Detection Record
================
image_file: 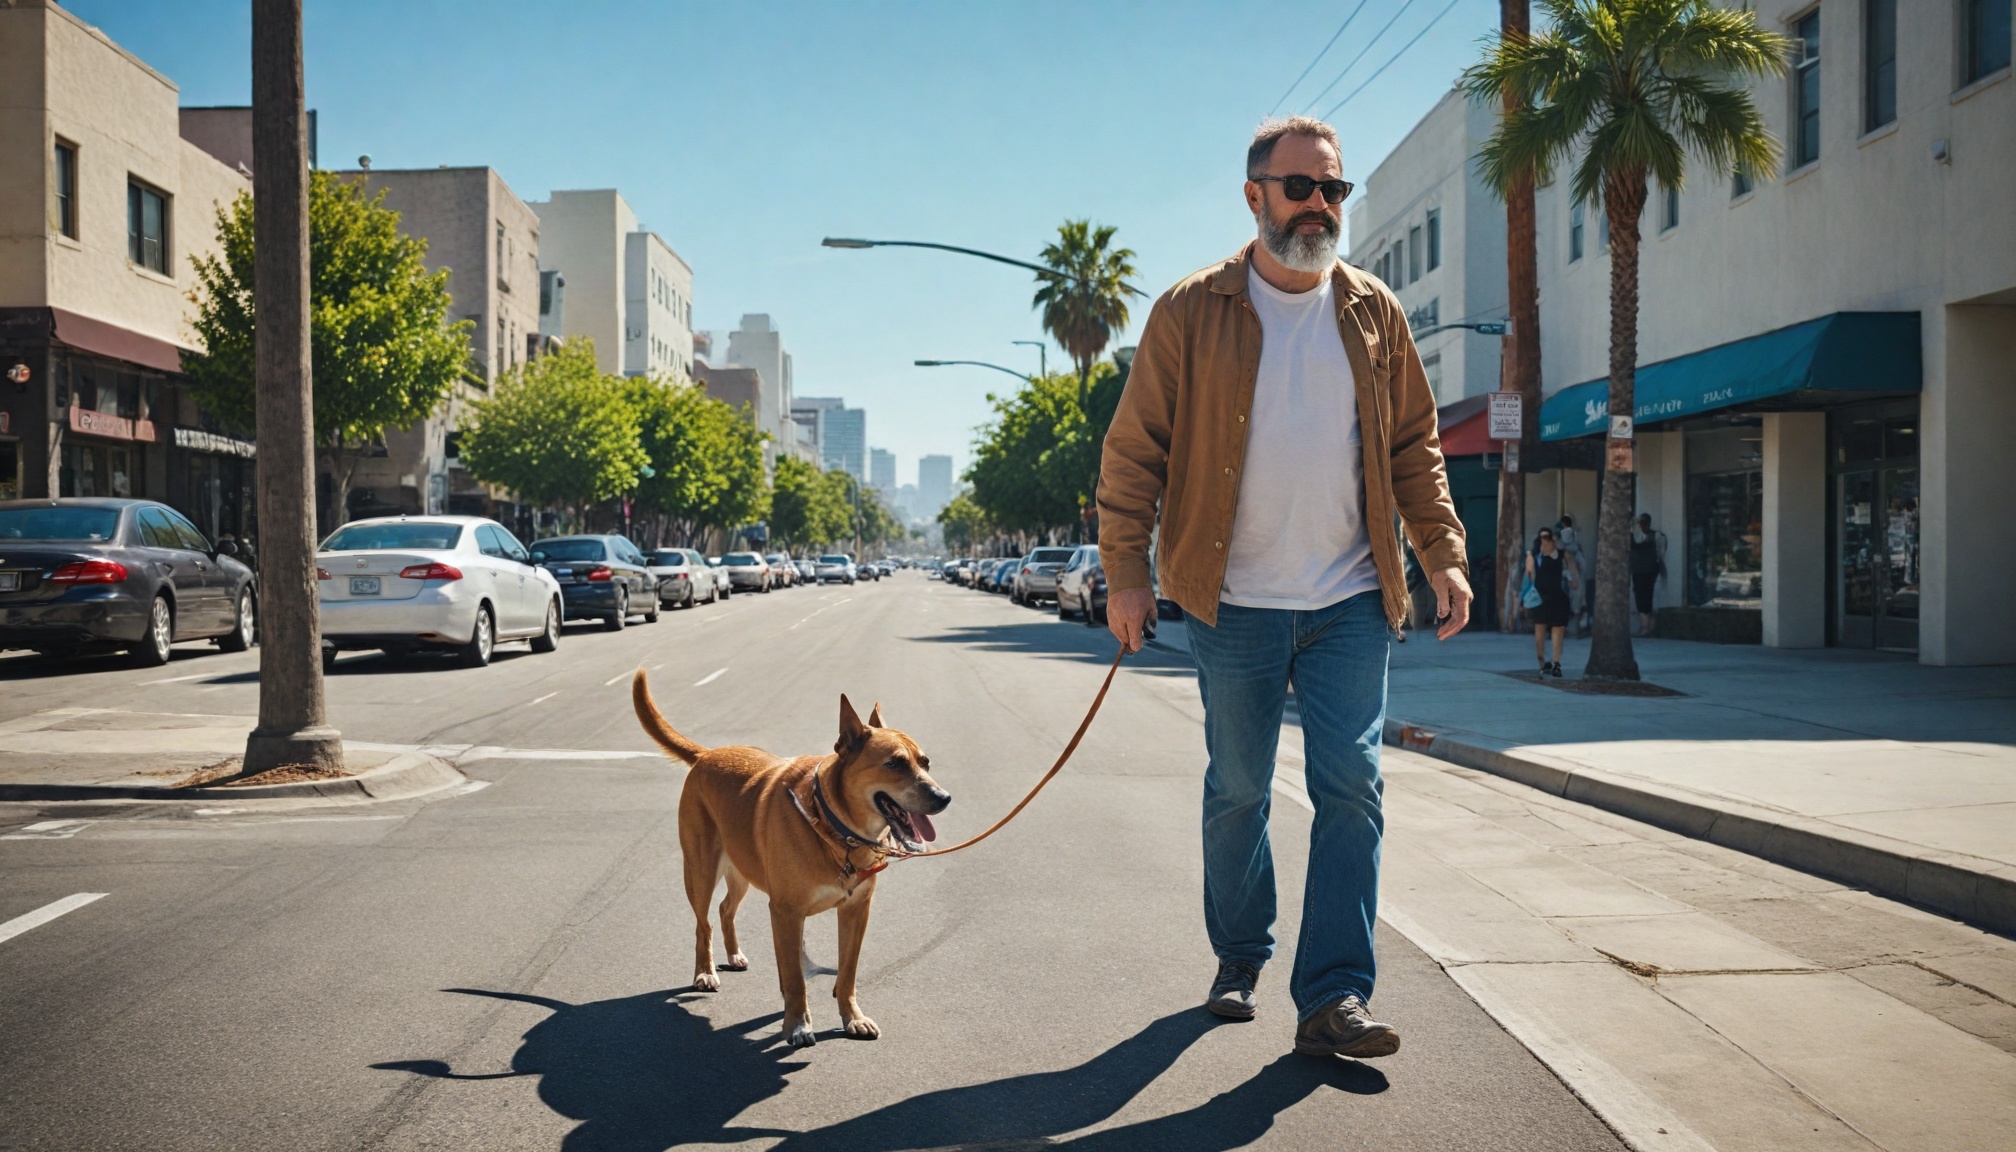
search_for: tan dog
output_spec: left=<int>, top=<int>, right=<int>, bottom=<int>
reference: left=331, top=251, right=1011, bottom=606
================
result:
left=632, top=672, right=951, bottom=1048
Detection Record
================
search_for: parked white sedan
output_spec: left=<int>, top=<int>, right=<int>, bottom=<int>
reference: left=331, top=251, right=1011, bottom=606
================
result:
left=316, top=516, right=562, bottom=670
left=646, top=547, right=715, bottom=608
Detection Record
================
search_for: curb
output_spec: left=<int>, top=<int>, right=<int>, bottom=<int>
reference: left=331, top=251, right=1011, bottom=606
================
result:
left=1383, top=719, right=2016, bottom=941
left=0, top=750, right=466, bottom=804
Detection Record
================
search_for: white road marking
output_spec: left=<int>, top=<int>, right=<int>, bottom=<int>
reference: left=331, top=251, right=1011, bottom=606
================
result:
left=0, top=893, right=107, bottom=945
left=693, top=668, right=727, bottom=687
left=194, top=808, right=245, bottom=817
left=603, top=670, right=636, bottom=687
left=0, top=820, right=93, bottom=840
left=528, top=691, right=560, bottom=706
left=450, top=779, right=492, bottom=796
left=139, top=671, right=217, bottom=685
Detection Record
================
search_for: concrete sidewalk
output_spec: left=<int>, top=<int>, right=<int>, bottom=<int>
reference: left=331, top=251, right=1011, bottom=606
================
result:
left=1150, top=619, right=2016, bottom=937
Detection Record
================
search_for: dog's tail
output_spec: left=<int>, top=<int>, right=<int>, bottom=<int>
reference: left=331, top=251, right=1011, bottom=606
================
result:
left=632, top=670, right=705, bottom=765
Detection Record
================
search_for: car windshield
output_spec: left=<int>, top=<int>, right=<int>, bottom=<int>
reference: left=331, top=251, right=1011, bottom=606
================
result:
left=530, top=539, right=608, bottom=562
left=0, top=506, right=122, bottom=542
left=649, top=551, right=687, bottom=566
left=1030, top=548, right=1074, bottom=564
left=322, top=522, right=463, bottom=551
left=723, top=554, right=758, bottom=566
left=819, top=555, right=849, bottom=565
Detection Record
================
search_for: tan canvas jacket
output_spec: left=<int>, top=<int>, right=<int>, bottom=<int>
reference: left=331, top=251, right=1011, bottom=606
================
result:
left=1097, top=244, right=1467, bottom=630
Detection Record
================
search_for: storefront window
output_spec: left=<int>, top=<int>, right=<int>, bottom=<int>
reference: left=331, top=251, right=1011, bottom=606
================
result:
left=1686, top=426, right=1764, bottom=610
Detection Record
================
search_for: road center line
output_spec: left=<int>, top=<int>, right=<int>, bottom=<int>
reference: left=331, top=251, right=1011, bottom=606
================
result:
left=140, top=672, right=216, bottom=685
left=603, top=670, right=636, bottom=687
left=694, top=667, right=727, bottom=687
left=0, top=820, right=94, bottom=840
left=0, top=893, right=108, bottom=946
left=529, top=691, right=560, bottom=705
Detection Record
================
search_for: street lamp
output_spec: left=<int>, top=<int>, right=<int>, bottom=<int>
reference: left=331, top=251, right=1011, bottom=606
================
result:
left=822, top=237, right=1147, bottom=298
left=1011, top=340, right=1048, bottom=377
left=914, top=359, right=1033, bottom=383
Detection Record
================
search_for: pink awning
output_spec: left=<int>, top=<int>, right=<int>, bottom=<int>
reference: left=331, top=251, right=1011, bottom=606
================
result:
left=50, top=308, right=186, bottom=374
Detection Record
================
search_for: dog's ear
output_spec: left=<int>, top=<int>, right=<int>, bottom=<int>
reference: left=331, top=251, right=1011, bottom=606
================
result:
left=867, top=702, right=885, bottom=728
left=836, top=694, right=870, bottom=755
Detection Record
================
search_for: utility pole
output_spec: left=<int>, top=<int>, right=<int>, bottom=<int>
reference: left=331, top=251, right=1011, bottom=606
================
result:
left=1495, top=0, right=1541, bottom=633
left=243, top=0, right=342, bottom=775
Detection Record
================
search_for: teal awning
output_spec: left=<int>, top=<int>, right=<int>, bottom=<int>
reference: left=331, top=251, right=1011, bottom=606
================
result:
left=1539, top=312, right=1920, bottom=441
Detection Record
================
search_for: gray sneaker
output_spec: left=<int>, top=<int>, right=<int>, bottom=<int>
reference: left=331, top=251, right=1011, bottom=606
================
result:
left=1294, top=994, right=1400, bottom=1058
left=1206, top=960, right=1260, bottom=1019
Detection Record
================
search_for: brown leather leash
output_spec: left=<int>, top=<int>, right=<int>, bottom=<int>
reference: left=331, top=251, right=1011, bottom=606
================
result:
left=798, top=645, right=1129, bottom=876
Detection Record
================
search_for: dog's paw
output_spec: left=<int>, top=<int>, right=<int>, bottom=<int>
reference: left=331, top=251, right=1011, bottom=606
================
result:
left=692, top=971, right=721, bottom=992
left=843, top=1015, right=880, bottom=1040
left=721, top=953, right=750, bottom=971
left=784, top=1020, right=818, bottom=1049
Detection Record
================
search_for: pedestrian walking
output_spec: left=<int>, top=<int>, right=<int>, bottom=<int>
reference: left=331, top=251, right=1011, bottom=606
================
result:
left=1098, top=116, right=1470, bottom=1060
left=1630, top=513, right=1666, bottom=636
left=1525, top=528, right=1577, bottom=676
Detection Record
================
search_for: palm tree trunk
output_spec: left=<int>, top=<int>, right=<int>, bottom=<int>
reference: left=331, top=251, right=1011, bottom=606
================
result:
left=1585, top=172, right=1646, bottom=681
left=1495, top=0, right=1537, bottom=633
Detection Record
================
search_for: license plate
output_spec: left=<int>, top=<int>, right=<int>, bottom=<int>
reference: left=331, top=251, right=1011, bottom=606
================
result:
left=0, top=572, right=17, bottom=592
left=349, top=576, right=381, bottom=596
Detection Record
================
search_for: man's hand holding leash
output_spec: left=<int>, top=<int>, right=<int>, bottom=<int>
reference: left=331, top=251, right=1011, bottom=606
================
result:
left=1109, top=586, right=1157, bottom=654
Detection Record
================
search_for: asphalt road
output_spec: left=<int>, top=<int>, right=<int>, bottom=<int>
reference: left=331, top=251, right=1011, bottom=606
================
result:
left=0, top=573, right=1622, bottom=1151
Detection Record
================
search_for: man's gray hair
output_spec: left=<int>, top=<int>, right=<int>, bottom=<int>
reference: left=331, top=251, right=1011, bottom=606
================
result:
left=1247, top=116, right=1341, bottom=179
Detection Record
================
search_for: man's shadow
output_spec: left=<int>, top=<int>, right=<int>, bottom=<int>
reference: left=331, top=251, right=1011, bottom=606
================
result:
left=375, top=993, right=1383, bottom=1152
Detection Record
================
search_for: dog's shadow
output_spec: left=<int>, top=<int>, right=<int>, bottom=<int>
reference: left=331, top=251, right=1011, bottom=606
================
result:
left=377, top=994, right=1383, bottom=1152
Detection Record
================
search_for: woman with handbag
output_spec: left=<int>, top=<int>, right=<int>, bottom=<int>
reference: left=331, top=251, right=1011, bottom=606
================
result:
left=1524, top=527, right=1577, bottom=677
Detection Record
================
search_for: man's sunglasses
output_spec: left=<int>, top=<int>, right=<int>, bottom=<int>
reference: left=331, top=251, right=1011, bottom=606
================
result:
left=1252, top=175, right=1354, bottom=204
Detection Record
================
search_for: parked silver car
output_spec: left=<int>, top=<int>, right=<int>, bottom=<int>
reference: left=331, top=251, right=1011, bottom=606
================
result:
left=647, top=547, right=714, bottom=608
left=1055, top=544, right=1106, bottom=624
left=765, top=553, right=798, bottom=588
left=1011, top=547, right=1077, bottom=606
left=720, top=551, right=772, bottom=592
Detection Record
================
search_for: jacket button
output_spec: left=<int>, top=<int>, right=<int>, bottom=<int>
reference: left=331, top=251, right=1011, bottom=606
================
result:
left=1223, top=467, right=1232, bottom=476
left=1214, top=541, right=1223, bottom=550
left=1237, top=414, right=1246, bottom=422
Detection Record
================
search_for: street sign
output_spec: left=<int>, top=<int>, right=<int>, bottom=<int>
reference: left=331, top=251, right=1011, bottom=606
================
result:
left=1488, top=392, right=1523, bottom=440
left=1610, top=414, right=1634, bottom=440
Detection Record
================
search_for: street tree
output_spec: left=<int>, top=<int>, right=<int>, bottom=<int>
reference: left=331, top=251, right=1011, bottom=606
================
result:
left=626, top=377, right=769, bottom=545
left=1033, top=220, right=1137, bottom=410
left=965, top=373, right=1083, bottom=541
left=937, top=493, right=991, bottom=554
left=769, top=456, right=850, bottom=551
left=187, top=170, right=470, bottom=529
left=457, top=341, right=648, bottom=521
left=1464, top=0, right=1788, bottom=680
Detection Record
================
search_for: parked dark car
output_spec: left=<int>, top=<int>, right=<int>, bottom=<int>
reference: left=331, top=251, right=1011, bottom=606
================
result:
left=1055, top=544, right=1107, bottom=625
left=0, top=498, right=258, bottom=665
left=530, top=534, right=659, bottom=630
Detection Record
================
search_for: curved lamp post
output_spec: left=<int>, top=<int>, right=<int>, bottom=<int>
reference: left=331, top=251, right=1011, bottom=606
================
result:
left=822, top=237, right=1146, bottom=298
left=914, top=359, right=1033, bottom=383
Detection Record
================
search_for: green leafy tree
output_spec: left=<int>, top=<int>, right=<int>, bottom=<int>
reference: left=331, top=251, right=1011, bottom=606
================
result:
left=769, top=457, right=851, bottom=551
left=186, top=170, right=471, bottom=528
left=626, top=377, right=769, bottom=544
left=1463, top=0, right=1788, bottom=680
left=457, top=341, right=647, bottom=517
left=965, top=374, right=1081, bottom=539
left=938, top=493, right=991, bottom=554
left=1033, top=220, right=1138, bottom=410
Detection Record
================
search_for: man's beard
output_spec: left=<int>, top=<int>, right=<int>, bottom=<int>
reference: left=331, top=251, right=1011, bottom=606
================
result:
left=1256, top=208, right=1340, bottom=274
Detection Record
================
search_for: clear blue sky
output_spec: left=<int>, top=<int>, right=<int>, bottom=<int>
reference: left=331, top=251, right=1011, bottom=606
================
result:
left=68, top=0, right=1500, bottom=485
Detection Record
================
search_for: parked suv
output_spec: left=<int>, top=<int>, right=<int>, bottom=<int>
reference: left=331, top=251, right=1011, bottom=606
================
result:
left=531, top=534, right=659, bottom=629
left=815, top=553, right=857, bottom=585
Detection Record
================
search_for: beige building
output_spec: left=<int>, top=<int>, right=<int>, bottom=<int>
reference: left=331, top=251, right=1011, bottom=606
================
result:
left=0, top=0, right=256, bottom=539
left=1524, top=0, right=2013, bottom=665
left=530, top=189, right=694, bottom=380
left=331, top=166, right=541, bottom=519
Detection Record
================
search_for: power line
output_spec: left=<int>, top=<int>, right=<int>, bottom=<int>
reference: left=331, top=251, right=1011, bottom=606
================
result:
left=1266, top=0, right=1372, bottom=118
left=1322, top=0, right=1466, bottom=120
left=1299, top=0, right=1422, bottom=115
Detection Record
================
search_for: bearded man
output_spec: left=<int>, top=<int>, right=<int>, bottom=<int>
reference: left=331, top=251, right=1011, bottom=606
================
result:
left=1098, top=116, right=1470, bottom=1059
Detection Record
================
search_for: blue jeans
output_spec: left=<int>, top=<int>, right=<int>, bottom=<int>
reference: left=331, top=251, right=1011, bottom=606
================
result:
left=1186, top=591, right=1390, bottom=1020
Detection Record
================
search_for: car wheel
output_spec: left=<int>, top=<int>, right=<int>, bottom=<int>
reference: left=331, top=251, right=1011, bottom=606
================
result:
left=644, top=590, right=660, bottom=623
left=606, top=589, right=629, bottom=630
left=217, top=588, right=257, bottom=652
left=131, top=595, right=174, bottom=667
left=321, top=646, right=339, bottom=673
left=1057, top=595, right=1073, bottom=620
left=1091, top=602, right=1107, bottom=627
left=459, top=605, right=496, bottom=667
left=531, top=598, right=560, bottom=652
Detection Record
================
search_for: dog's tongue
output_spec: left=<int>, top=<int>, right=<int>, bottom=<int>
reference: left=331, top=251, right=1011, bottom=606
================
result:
left=913, top=811, right=937, bottom=843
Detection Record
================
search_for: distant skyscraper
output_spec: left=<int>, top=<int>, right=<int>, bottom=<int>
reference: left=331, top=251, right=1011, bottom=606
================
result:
left=821, top=406, right=867, bottom=482
left=918, top=454, right=953, bottom=518
left=869, top=448, right=896, bottom=491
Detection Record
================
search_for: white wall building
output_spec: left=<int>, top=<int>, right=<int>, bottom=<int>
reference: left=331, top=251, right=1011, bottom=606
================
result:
left=531, top=189, right=693, bottom=380
left=624, top=230, right=692, bottom=377
left=1522, top=0, right=2013, bottom=665
left=1347, top=87, right=1509, bottom=407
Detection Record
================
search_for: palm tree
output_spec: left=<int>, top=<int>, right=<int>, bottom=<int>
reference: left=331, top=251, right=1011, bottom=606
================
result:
left=1033, top=220, right=1138, bottom=410
left=1463, top=0, right=1788, bottom=680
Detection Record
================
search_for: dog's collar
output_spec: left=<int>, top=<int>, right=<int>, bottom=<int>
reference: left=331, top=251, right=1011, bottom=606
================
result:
left=792, top=770, right=896, bottom=879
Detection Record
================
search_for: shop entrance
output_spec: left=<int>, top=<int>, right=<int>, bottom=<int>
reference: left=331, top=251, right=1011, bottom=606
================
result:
left=1831, top=404, right=1918, bottom=651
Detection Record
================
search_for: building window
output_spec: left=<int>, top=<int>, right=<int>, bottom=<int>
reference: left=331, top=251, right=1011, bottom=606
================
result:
left=1660, top=183, right=1679, bottom=231
left=1425, top=209, right=1441, bottom=271
left=1733, top=165, right=1753, bottom=198
left=127, top=180, right=168, bottom=273
left=1963, top=0, right=2012, bottom=84
left=54, top=140, right=78, bottom=238
left=1865, top=0, right=1897, bottom=131
left=1569, top=202, right=1585, bottom=261
left=1793, top=9, right=1821, bottom=168
left=1408, top=225, right=1423, bottom=281
left=1392, top=238, right=1405, bottom=284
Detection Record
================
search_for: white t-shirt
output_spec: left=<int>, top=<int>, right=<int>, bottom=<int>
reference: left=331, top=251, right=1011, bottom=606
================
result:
left=1220, top=267, right=1381, bottom=610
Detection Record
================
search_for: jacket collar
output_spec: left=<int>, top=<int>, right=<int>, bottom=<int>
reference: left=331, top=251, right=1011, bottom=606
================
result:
left=1207, top=241, right=1376, bottom=303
